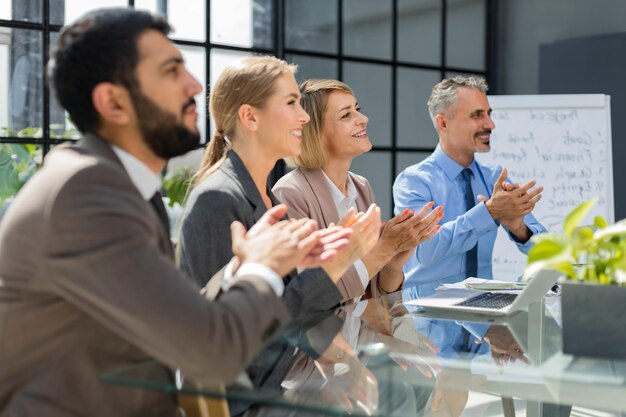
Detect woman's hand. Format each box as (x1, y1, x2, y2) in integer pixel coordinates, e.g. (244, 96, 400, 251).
(320, 204, 382, 282)
(379, 202, 443, 255)
(361, 202, 443, 279)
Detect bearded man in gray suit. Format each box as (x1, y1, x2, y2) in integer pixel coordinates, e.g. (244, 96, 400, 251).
(0, 8, 350, 417)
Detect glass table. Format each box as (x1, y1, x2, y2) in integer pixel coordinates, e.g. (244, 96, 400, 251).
(102, 268, 626, 417)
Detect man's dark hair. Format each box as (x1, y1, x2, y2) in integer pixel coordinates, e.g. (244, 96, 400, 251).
(48, 8, 171, 133)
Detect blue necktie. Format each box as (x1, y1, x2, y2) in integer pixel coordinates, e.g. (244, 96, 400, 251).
(462, 168, 478, 277)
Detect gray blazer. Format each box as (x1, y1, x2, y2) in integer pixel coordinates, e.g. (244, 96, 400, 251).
(179, 150, 342, 318)
(0, 135, 290, 417)
(178, 151, 342, 413)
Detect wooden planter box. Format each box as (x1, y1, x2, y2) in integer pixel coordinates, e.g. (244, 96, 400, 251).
(561, 282, 626, 360)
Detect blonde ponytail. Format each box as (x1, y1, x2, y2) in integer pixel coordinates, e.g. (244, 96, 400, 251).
(189, 130, 230, 189)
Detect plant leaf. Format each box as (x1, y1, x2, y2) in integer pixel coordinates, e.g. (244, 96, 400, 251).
(564, 197, 597, 237)
(594, 216, 608, 229)
(528, 239, 566, 263)
(594, 221, 626, 240)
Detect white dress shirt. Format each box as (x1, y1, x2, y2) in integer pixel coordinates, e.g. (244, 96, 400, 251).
(321, 170, 368, 314)
(110, 145, 284, 296)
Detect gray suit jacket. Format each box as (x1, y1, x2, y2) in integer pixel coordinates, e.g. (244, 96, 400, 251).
(0, 135, 290, 417)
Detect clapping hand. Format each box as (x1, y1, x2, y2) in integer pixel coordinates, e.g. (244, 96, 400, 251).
(478, 168, 543, 242)
(320, 204, 382, 283)
(231, 204, 350, 277)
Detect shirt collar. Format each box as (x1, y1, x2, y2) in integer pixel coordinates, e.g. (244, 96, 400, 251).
(321, 170, 358, 211)
(110, 145, 161, 200)
(433, 144, 476, 181)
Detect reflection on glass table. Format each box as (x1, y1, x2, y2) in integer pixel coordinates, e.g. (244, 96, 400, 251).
(102, 268, 626, 417)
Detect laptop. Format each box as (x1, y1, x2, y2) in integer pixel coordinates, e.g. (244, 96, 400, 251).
(405, 268, 560, 316)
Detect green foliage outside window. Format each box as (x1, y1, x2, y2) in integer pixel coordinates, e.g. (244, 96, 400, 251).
(0, 143, 41, 205)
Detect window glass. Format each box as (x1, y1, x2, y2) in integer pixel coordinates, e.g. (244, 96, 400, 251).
(285, 0, 337, 54)
(48, 32, 80, 140)
(211, 0, 272, 49)
(350, 151, 392, 218)
(285, 54, 338, 83)
(54, 0, 127, 25)
(343, 0, 391, 60)
(446, 0, 486, 70)
(397, 0, 441, 66)
(0, 29, 42, 139)
(180, 45, 206, 143)
(134, 0, 158, 12)
(0, 2, 11, 21)
(1, 0, 41, 23)
(209, 48, 253, 133)
(396, 67, 440, 148)
(167, 0, 206, 42)
(343, 62, 392, 147)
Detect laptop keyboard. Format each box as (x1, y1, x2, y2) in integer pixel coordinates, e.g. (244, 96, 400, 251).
(456, 292, 518, 309)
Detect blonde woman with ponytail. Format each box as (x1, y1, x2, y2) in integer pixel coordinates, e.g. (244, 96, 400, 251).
(178, 56, 382, 321)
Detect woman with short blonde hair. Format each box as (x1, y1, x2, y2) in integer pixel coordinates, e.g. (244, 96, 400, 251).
(274, 78, 443, 300)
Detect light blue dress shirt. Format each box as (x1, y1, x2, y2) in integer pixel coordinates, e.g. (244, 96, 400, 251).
(393, 145, 546, 292)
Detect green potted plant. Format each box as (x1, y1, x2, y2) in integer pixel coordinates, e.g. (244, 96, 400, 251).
(526, 197, 626, 359)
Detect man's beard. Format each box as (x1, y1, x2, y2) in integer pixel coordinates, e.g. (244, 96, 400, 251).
(131, 90, 201, 159)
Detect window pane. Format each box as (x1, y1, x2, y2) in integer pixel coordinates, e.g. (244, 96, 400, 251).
(396, 67, 440, 148)
(444, 70, 486, 79)
(0, 29, 42, 138)
(209, 49, 253, 134)
(398, 0, 441, 66)
(134, 0, 161, 18)
(350, 151, 392, 218)
(168, 0, 206, 42)
(211, 0, 272, 49)
(343, 0, 391, 60)
(343, 62, 391, 147)
(0, 29, 10, 131)
(395, 151, 431, 177)
(179, 45, 206, 143)
(0, 2, 11, 21)
(285, 54, 338, 83)
(53, 0, 128, 25)
(1, 0, 41, 23)
(446, 0, 486, 70)
(48, 32, 80, 140)
(285, 0, 337, 54)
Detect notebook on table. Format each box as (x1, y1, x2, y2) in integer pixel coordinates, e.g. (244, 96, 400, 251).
(405, 269, 560, 316)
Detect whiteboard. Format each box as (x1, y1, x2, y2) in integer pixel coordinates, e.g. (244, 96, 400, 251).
(475, 94, 613, 276)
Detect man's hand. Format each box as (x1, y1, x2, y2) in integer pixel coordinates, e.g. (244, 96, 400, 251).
(378, 203, 443, 268)
(478, 168, 543, 242)
(481, 325, 529, 366)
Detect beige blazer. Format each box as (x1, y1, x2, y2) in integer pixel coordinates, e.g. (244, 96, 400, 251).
(273, 167, 385, 302)
(0, 134, 290, 417)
